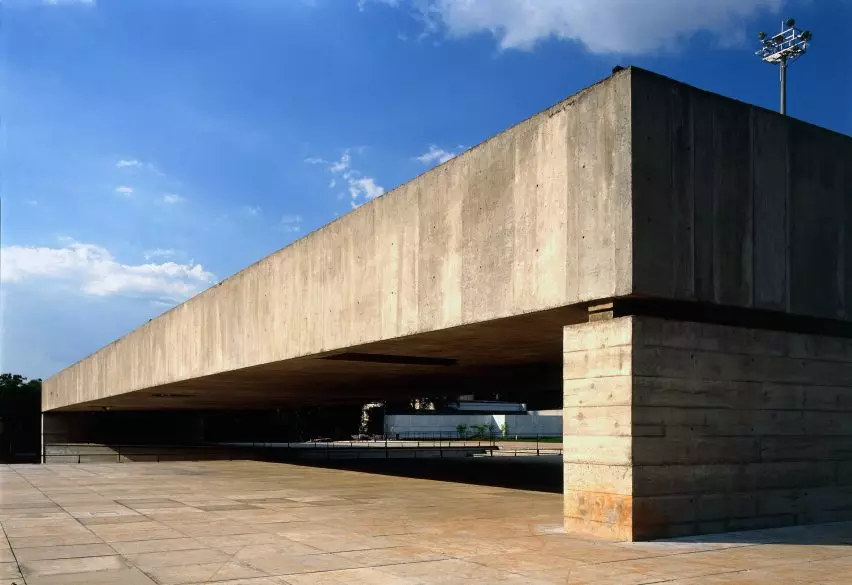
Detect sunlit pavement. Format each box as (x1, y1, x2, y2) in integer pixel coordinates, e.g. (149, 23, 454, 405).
(2, 461, 851, 584)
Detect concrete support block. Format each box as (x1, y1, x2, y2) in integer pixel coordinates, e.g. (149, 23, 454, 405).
(564, 316, 852, 541)
(563, 318, 635, 539)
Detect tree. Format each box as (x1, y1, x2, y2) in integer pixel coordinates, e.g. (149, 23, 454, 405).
(0, 374, 42, 462)
(0, 373, 41, 393)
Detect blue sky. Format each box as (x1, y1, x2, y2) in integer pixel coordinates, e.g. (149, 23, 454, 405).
(2, 0, 850, 379)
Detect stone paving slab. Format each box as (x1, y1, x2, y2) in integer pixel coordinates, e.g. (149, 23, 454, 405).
(2, 461, 851, 584)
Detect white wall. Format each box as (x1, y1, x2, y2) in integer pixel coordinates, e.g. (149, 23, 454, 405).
(385, 410, 561, 437)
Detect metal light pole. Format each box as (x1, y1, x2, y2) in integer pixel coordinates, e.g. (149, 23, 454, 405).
(756, 18, 812, 115)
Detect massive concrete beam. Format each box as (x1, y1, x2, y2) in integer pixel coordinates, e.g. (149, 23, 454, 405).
(631, 73, 852, 318)
(44, 71, 633, 411)
(44, 68, 852, 414)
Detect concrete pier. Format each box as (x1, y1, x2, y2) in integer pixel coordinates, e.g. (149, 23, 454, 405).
(564, 316, 852, 540)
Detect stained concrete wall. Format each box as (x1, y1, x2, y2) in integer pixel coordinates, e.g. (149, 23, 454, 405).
(44, 71, 633, 411)
(563, 317, 635, 540)
(564, 316, 852, 540)
(632, 71, 852, 319)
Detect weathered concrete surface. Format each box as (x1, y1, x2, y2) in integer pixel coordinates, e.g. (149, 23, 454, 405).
(564, 316, 852, 540)
(563, 317, 635, 540)
(632, 72, 852, 317)
(44, 71, 632, 412)
(44, 67, 852, 414)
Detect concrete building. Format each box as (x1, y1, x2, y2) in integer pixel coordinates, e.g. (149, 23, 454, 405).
(385, 409, 562, 439)
(43, 68, 852, 541)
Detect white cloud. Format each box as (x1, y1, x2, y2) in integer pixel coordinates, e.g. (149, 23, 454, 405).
(116, 158, 164, 176)
(243, 205, 261, 216)
(329, 151, 351, 174)
(25, 200, 38, 207)
(1, 241, 214, 302)
(347, 176, 384, 202)
(115, 186, 134, 196)
(281, 214, 303, 233)
(359, 0, 398, 11)
(306, 148, 385, 208)
(366, 0, 782, 54)
(143, 248, 176, 260)
(161, 193, 185, 204)
(44, 0, 95, 5)
(415, 144, 460, 165)
(306, 150, 351, 174)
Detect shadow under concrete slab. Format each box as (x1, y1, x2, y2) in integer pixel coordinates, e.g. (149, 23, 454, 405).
(664, 521, 852, 547)
(284, 454, 564, 494)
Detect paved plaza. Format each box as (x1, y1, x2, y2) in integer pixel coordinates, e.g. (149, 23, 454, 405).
(1, 460, 851, 584)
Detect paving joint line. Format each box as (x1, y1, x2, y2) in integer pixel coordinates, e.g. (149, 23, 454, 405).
(0, 521, 27, 585)
(9, 464, 192, 585)
(244, 555, 454, 580)
(643, 568, 750, 584)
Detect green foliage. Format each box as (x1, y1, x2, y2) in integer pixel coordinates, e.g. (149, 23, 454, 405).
(499, 422, 508, 438)
(456, 424, 468, 439)
(363, 404, 385, 436)
(0, 373, 42, 393)
(409, 397, 434, 411)
(0, 374, 41, 406)
(0, 374, 42, 462)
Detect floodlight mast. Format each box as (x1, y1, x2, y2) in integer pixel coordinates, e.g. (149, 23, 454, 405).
(756, 18, 811, 115)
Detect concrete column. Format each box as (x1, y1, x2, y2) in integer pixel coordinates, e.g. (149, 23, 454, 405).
(563, 317, 635, 540)
(564, 315, 852, 540)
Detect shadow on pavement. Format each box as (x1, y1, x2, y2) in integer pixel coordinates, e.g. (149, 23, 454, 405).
(661, 521, 852, 547)
(284, 455, 563, 494)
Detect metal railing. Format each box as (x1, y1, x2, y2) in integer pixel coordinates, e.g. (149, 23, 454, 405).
(42, 443, 243, 464)
(42, 434, 562, 464)
(220, 439, 497, 461)
(41, 441, 497, 463)
(372, 432, 563, 457)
